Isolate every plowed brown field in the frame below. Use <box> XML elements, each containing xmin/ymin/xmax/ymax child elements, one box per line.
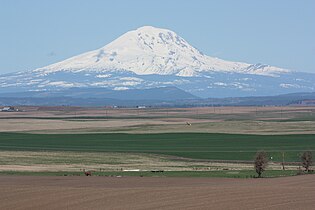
<box><xmin>0</xmin><ymin>175</ymin><xmax>314</xmax><ymax>210</ymax></box>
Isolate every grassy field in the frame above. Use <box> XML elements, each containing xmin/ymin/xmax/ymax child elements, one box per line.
<box><xmin>0</xmin><ymin>132</ymin><xmax>314</xmax><ymax>162</ymax></box>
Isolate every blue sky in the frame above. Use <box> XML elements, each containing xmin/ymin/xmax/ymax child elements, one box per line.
<box><xmin>1</xmin><ymin>0</ymin><xmax>314</xmax><ymax>74</ymax></box>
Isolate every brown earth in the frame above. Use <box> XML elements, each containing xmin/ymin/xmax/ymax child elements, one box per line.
<box><xmin>0</xmin><ymin>175</ymin><xmax>314</xmax><ymax>210</ymax></box>
<box><xmin>1</xmin><ymin>106</ymin><xmax>315</xmax><ymax>134</ymax></box>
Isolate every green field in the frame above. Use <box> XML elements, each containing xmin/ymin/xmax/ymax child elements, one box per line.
<box><xmin>0</xmin><ymin>132</ymin><xmax>314</xmax><ymax>162</ymax></box>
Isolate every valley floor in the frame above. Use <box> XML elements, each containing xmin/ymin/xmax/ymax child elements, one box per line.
<box><xmin>0</xmin><ymin>106</ymin><xmax>314</xmax><ymax>209</ymax></box>
<box><xmin>0</xmin><ymin>106</ymin><xmax>314</xmax><ymax>177</ymax></box>
<box><xmin>0</xmin><ymin>106</ymin><xmax>314</xmax><ymax>134</ymax></box>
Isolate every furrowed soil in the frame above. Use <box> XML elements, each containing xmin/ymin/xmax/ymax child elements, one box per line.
<box><xmin>0</xmin><ymin>175</ymin><xmax>314</xmax><ymax>210</ymax></box>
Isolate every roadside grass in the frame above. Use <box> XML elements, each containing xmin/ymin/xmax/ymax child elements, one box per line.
<box><xmin>0</xmin><ymin>170</ymin><xmax>305</xmax><ymax>178</ymax></box>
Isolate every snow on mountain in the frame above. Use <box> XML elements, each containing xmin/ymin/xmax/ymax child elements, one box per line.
<box><xmin>1</xmin><ymin>26</ymin><xmax>314</xmax><ymax>98</ymax></box>
<box><xmin>33</xmin><ymin>26</ymin><xmax>288</xmax><ymax>77</ymax></box>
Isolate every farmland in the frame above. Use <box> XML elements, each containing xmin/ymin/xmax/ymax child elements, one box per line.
<box><xmin>0</xmin><ymin>106</ymin><xmax>314</xmax><ymax>175</ymax></box>
<box><xmin>0</xmin><ymin>106</ymin><xmax>314</xmax><ymax>135</ymax></box>
<box><xmin>0</xmin><ymin>175</ymin><xmax>314</xmax><ymax>210</ymax></box>
<box><xmin>0</xmin><ymin>132</ymin><xmax>314</xmax><ymax>162</ymax></box>
<box><xmin>0</xmin><ymin>106</ymin><xmax>314</xmax><ymax>209</ymax></box>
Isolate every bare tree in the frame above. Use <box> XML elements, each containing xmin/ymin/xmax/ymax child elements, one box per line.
<box><xmin>281</xmin><ymin>152</ymin><xmax>285</xmax><ymax>171</ymax></box>
<box><xmin>254</xmin><ymin>151</ymin><xmax>269</xmax><ymax>178</ymax></box>
<box><xmin>301</xmin><ymin>151</ymin><xmax>313</xmax><ymax>172</ymax></box>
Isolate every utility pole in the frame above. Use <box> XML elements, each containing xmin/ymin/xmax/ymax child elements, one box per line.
<box><xmin>282</xmin><ymin>151</ymin><xmax>285</xmax><ymax>171</ymax></box>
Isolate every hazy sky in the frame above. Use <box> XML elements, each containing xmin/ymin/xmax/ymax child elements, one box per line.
<box><xmin>1</xmin><ymin>0</ymin><xmax>314</xmax><ymax>74</ymax></box>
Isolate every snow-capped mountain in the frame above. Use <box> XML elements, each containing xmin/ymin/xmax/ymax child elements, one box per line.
<box><xmin>33</xmin><ymin>26</ymin><xmax>288</xmax><ymax>77</ymax></box>
<box><xmin>1</xmin><ymin>26</ymin><xmax>315</xmax><ymax>98</ymax></box>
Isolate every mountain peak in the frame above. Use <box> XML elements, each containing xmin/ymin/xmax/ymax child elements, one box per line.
<box><xmin>135</xmin><ymin>25</ymin><xmax>172</xmax><ymax>33</ymax></box>
<box><xmin>2</xmin><ymin>26</ymin><xmax>314</xmax><ymax>98</ymax></box>
<box><xmin>34</xmin><ymin>26</ymin><xmax>289</xmax><ymax>77</ymax></box>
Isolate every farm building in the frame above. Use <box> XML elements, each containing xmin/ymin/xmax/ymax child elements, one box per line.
<box><xmin>1</xmin><ymin>106</ymin><xmax>16</xmax><ymax>112</ymax></box>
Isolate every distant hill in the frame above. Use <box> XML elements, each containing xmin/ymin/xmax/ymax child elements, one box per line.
<box><xmin>0</xmin><ymin>86</ymin><xmax>198</xmax><ymax>107</ymax></box>
<box><xmin>198</xmin><ymin>92</ymin><xmax>315</xmax><ymax>106</ymax></box>
<box><xmin>1</xmin><ymin>90</ymin><xmax>314</xmax><ymax>107</ymax></box>
<box><xmin>0</xmin><ymin>86</ymin><xmax>198</xmax><ymax>101</ymax></box>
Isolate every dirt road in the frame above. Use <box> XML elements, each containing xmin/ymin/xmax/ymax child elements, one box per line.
<box><xmin>0</xmin><ymin>175</ymin><xmax>314</xmax><ymax>210</ymax></box>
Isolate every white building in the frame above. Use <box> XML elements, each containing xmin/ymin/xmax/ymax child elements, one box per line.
<box><xmin>1</xmin><ymin>106</ymin><xmax>15</xmax><ymax>112</ymax></box>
